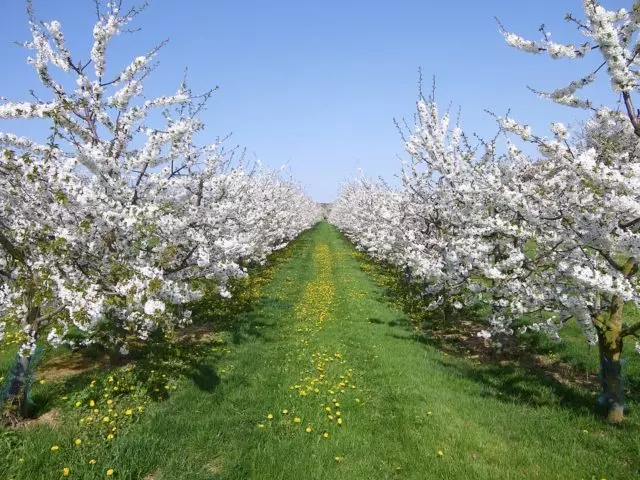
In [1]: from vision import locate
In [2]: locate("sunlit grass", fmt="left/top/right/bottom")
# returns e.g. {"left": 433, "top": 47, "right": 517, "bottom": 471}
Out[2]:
{"left": 1, "top": 222, "right": 639, "bottom": 479}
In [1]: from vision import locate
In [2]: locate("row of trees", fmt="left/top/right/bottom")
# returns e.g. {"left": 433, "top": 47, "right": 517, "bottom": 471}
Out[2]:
{"left": 330, "top": 0, "right": 640, "bottom": 422}
{"left": 0, "top": 1, "right": 321, "bottom": 411}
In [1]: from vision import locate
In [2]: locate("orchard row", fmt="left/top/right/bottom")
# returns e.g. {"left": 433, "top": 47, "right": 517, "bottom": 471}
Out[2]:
{"left": 330, "top": 0, "right": 640, "bottom": 422}
{"left": 0, "top": 2, "right": 321, "bottom": 408}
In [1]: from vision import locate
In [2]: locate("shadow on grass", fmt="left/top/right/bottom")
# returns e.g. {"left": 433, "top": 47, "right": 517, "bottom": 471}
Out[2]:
{"left": 387, "top": 327, "right": 605, "bottom": 420}
{"left": 338, "top": 229, "right": 628, "bottom": 420}
{"left": 368, "top": 317, "right": 410, "bottom": 328}
{"left": 26, "top": 329, "right": 232, "bottom": 420}
{"left": 190, "top": 364, "right": 220, "bottom": 392}
{"left": 9, "top": 229, "right": 310, "bottom": 423}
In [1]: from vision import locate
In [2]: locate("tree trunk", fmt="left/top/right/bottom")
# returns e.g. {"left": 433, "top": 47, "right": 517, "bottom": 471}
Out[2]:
{"left": 6, "top": 353, "right": 33, "bottom": 417}
{"left": 442, "top": 293, "right": 454, "bottom": 323}
{"left": 594, "top": 257, "right": 636, "bottom": 423}
{"left": 595, "top": 297, "right": 625, "bottom": 423}
{"left": 5, "top": 303, "right": 40, "bottom": 418}
{"left": 444, "top": 303, "right": 454, "bottom": 323}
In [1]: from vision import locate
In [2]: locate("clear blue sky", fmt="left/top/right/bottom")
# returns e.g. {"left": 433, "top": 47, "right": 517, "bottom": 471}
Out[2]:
{"left": 0, "top": 0, "right": 626, "bottom": 202}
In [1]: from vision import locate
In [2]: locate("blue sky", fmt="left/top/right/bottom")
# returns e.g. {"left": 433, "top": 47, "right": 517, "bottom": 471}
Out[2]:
{"left": 0, "top": 0, "right": 626, "bottom": 201}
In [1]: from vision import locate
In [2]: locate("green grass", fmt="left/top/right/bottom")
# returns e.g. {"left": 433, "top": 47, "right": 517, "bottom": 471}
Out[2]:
{"left": 1, "top": 221, "right": 639, "bottom": 479}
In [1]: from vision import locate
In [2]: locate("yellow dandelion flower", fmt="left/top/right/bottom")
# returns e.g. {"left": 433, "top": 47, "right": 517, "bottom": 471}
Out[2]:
{"left": 334, "top": 456, "right": 343, "bottom": 462}
{"left": 102, "top": 416, "right": 110, "bottom": 423}
{"left": 106, "top": 434, "right": 114, "bottom": 440}
{"left": 267, "top": 413, "right": 274, "bottom": 420}
{"left": 106, "top": 399, "right": 113, "bottom": 405}
{"left": 335, "top": 411, "right": 341, "bottom": 416}
{"left": 327, "top": 415, "right": 334, "bottom": 421}
{"left": 305, "top": 425, "right": 312, "bottom": 433}
{"left": 89, "top": 459, "right": 97, "bottom": 465}
{"left": 337, "top": 418, "right": 343, "bottom": 425}
{"left": 39, "top": 379, "right": 45, "bottom": 385}
{"left": 89, "top": 400, "right": 95, "bottom": 407}
{"left": 427, "top": 411, "right": 432, "bottom": 416}
{"left": 257, "top": 423, "right": 265, "bottom": 429}
{"left": 322, "top": 432, "right": 329, "bottom": 439}
{"left": 437, "top": 450, "right": 444, "bottom": 457}
{"left": 282, "top": 409, "right": 289, "bottom": 414}
{"left": 106, "top": 469, "right": 114, "bottom": 476}
{"left": 334, "top": 402, "right": 340, "bottom": 407}
{"left": 294, "top": 417, "right": 301, "bottom": 423}
{"left": 51, "top": 445, "right": 60, "bottom": 452}
{"left": 62, "top": 467, "right": 70, "bottom": 477}
{"left": 74, "top": 438, "right": 82, "bottom": 446}
{"left": 75, "top": 401, "right": 82, "bottom": 407}
{"left": 125, "top": 409, "right": 133, "bottom": 415}
{"left": 325, "top": 407, "right": 331, "bottom": 412}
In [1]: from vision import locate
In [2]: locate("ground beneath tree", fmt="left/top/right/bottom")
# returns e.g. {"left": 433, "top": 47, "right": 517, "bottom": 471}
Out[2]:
{"left": 2, "top": 222, "right": 639, "bottom": 479}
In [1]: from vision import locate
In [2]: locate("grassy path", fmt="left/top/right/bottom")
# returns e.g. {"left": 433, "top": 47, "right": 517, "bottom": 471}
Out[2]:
{"left": 3, "top": 222, "right": 640, "bottom": 479}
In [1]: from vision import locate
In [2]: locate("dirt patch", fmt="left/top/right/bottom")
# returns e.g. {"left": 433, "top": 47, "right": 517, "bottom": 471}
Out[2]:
{"left": 4, "top": 408, "right": 61, "bottom": 430}
{"left": 25, "top": 408, "right": 60, "bottom": 428}
{"left": 38, "top": 353, "right": 107, "bottom": 383}
{"left": 205, "top": 458, "right": 224, "bottom": 475}
{"left": 175, "top": 324, "right": 216, "bottom": 343}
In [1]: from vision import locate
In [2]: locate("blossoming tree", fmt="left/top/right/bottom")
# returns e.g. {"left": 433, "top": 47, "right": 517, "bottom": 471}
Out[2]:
{"left": 496, "top": 0, "right": 640, "bottom": 422}
{"left": 331, "top": 1, "right": 640, "bottom": 422}
{"left": 0, "top": 1, "right": 320, "bottom": 414}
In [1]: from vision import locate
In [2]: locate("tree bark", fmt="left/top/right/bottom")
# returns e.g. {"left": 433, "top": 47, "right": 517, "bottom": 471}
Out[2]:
{"left": 593, "top": 257, "right": 636, "bottom": 422}
{"left": 6, "top": 353, "right": 33, "bottom": 417}
{"left": 5, "top": 303, "right": 40, "bottom": 418}
{"left": 595, "top": 298, "right": 625, "bottom": 423}
{"left": 443, "top": 302, "right": 454, "bottom": 323}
